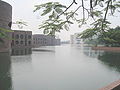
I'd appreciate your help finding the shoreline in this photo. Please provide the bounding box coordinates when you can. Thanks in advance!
[99,79,120,90]
[92,46,120,52]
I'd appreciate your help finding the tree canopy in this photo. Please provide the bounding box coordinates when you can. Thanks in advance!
[34,0,120,35]
[98,26,120,46]
[0,20,27,43]
[13,19,28,29]
[80,26,120,46]
[0,27,12,43]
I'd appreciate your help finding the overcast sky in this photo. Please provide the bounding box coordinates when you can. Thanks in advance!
[2,0,120,41]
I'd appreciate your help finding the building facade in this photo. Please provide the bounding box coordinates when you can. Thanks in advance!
[70,35,74,44]
[70,33,83,44]
[55,39,61,45]
[11,30,32,55]
[0,1,12,52]
[32,34,61,48]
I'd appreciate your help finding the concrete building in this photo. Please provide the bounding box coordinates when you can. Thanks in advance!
[32,34,61,48]
[11,30,32,55]
[55,39,61,45]
[0,1,12,52]
[70,33,83,44]
[70,35,74,44]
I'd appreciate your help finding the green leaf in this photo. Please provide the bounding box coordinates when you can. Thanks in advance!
[91,11,103,17]
[64,24,69,31]
[54,4,67,9]
[98,1,104,7]
[0,27,12,32]
[41,7,52,16]
[55,8,63,14]
[43,29,49,34]
[66,21,73,24]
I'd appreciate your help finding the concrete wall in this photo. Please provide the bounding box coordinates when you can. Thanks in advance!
[0,1,12,29]
[32,34,54,47]
[0,1,12,52]
[55,39,61,45]
[70,33,83,44]
[11,30,32,55]
[11,30,32,48]
[32,34,60,48]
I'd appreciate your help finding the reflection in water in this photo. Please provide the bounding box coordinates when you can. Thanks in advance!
[83,46,120,73]
[83,46,104,58]
[98,52,120,72]
[11,48,32,56]
[8,45,120,90]
[0,53,12,90]
[11,55,32,75]
[11,55,32,90]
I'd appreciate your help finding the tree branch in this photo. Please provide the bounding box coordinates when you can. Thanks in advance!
[101,0,111,31]
[57,0,77,19]
[67,5,82,20]
[82,0,85,23]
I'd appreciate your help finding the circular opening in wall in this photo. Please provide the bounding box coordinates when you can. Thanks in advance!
[8,22,12,28]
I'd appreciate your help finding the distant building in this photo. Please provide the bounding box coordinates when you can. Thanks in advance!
[61,41,70,44]
[70,33,83,44]
[32,34,61,48]
[70,35,74,44]
[11,30,32,55]
[0,1,12,52]
[83,47,104,58]
[55,39,61,45]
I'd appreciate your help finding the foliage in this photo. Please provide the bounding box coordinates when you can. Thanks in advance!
[0,27,12,43]
[98,52,120,72]
[34,0,120,35]
[79,28,98,40]
[98,26,120,46]
[84,38,99,46]
[80,26,120,47]
[13,19,28,29]
[34,2,76,35]
[0,20,27,43]
[79,18,111,40]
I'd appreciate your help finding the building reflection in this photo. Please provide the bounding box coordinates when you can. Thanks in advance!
[0,53,12,90]
[11,55,32,76]
[11,48,32,56]
[98,52,120,72]
[83,46,104,58]
[83,46,120,72]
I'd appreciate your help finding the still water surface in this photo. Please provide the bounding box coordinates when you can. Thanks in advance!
[0,45,120,90]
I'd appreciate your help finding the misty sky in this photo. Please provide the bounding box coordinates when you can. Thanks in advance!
[3,0,120,41]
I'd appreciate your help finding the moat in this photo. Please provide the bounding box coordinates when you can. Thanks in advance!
[0,45,120,90]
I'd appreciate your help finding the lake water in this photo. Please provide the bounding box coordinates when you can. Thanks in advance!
[0,45,120,90]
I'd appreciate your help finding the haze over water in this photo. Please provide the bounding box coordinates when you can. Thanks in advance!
[0,45,120,90]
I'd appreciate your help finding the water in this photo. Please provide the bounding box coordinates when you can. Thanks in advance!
[0,45,120,90]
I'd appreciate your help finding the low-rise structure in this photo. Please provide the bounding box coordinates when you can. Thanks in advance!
[0,1,12,52]
[70,33,83,44]
[55,39,61,45]
[11,30,32,55]
[32,34,61,48]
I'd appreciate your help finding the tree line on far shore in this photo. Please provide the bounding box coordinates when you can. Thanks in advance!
[80,26,120,47]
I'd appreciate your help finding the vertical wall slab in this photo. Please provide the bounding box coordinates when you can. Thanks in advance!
[11,30,32,55]
[0,1,12,52]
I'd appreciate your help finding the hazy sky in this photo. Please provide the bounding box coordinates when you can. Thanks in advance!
[3,0,120,41]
